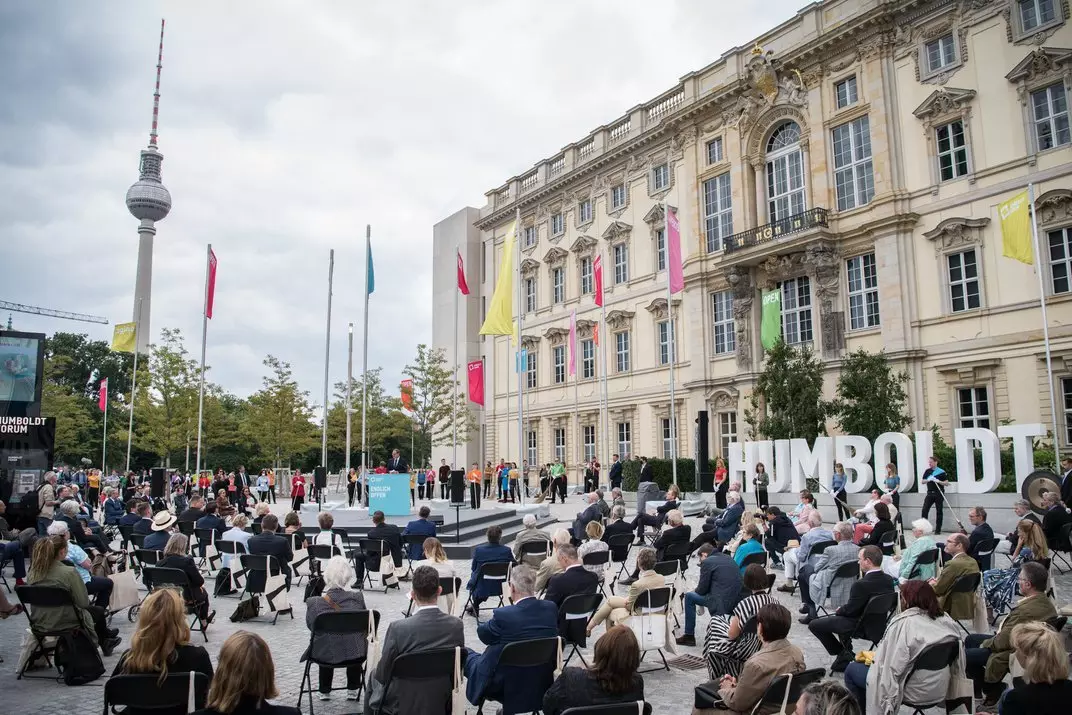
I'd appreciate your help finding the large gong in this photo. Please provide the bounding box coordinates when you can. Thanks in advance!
[1020,469,1062,514]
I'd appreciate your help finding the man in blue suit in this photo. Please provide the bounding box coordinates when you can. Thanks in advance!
[466,525,513,615]
[403,505,437,561]
[464,564,558,707]
[691,490,745,551]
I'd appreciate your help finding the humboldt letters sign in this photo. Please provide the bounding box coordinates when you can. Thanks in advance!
[727,424,1047,495]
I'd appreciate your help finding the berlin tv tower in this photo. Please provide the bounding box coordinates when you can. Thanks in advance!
[125,19,172,354]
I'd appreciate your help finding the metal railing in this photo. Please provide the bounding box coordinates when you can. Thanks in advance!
[724,208,829,253]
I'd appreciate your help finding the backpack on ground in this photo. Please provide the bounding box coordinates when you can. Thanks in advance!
[214,567,236,597]
[229,596,260,623]
[304,574,325,600]
[54,630,105,685]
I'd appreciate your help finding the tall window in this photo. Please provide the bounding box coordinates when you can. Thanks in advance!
[1063,377,1072,444]
[1032,84,1070,151]
[661,418,673,459]
[613,244,629,284]
[936,120,969,181]
[526,351,537,389]
[958,387,991,429]
[703,173,733,253]
[578,199,593,223]
[706,137,724,164]
[581,339,595,380]
[652,163,670,190]
[611,183,627,209]
[553,345,566,384]
[551,212,565,236]
[655,228,667,271]
[832,116,874,211]
[524,277,537,313]
[925,34,957,74]
[657,320,675,365]
[947,249,981,312]
[554,428,566,462]
[711,290,735,354]
[835,75,858,109]
[615,331,631,372]
[1020,0,1055,31]
[766,121,806,222]
[780,277,813,344]
[718,411,737,460]
[617,422,632,458]
[580,257,594,295]
[846,253,880,330]
[551,267,565,304]
[583,426,596,461]
[1049,227,1072,294]
[527,430,538,467]
[523,225,537,248]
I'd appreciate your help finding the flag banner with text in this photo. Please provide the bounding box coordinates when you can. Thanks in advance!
[479,219,517,337]
[467,360,484,406]
[206,248,218,318]
[999,190,1033,265]
[110,323,137,353]
[667,205,684,295]
[457,250,470,296]
[400,379,413,411]
[98,378,108,412]
[760,289,781,351]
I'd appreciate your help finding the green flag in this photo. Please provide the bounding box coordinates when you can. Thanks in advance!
[760,289,781,351]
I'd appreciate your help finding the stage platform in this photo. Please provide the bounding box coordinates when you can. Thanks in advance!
[298,502,559,558]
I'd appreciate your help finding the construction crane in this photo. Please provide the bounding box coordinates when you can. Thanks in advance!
[1,301,110,329]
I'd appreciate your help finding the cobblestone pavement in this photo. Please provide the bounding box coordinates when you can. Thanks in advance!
[3,492,1070,714]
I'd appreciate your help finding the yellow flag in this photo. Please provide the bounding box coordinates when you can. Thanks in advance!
[999,190,1033,265]
[479,219,518,337]
[110,322,137,353]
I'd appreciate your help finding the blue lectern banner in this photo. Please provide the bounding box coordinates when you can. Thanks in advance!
[367,473,411,517]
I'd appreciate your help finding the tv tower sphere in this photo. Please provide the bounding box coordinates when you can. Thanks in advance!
[125,147,172,221]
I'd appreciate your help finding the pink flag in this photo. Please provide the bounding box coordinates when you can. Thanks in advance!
[593,254,604,307]
[467,360,485,406]
[206,248,218,319]
[456,250,470,296]
[667,205,684,294]
[98,378,108,412]
[568,311,577,376]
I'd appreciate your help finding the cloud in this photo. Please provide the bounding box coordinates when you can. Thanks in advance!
[4,0,804,403]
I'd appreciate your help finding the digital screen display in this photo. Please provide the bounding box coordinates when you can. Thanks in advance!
[0,336,40,402]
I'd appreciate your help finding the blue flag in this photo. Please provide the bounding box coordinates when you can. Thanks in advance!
[366,235,375,295]
[515,348,527,373]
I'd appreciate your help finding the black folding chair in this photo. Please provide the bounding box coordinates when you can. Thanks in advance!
[817,562,860,616]
[374,647,465,715]
[117,524,135,565]
[850,591,899,648]
[298,609,380,714]
[287,531,311,586]
[176,520,196,551]
[14,584,86,681]
[663,541,691,571]
[519,539,551,567]
[764,572,777,594]
[740,550,769,571]
[403,534,428,570]
[463,561,511,621]
[559,592,604,667]
[631,587,673,673]
[561,704,652,715]
[879,530,898,557]
[582,550,612,598]
[908,548,940,579]
[307,543,341,575]
[694,666,825,713]
[971,537,999,571]
[104,672,210,714]
[215,540,249,583]
[143,566,211,641]
[475,636,561,715]
[193,527,217,569]
[358,538,395,591]
[948,572,981,636]
[607,533,633,585]
[902,639,962,714]
[1048,615,1068,633]
[238,554,294,625]
[1054,523,1072,573]
[0,551,11,593]
[403,576,462,616]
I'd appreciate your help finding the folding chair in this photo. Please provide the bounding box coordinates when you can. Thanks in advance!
[582,550,611,598]
[519,539,552,568]
[607,533,633,585]
[948,572,981,636]
[143,566,211,641]
[475,636,561,715]
[358,538,393,591]
[374,647,465,715]
[215,540,249,579]
[849,591,899,648]
[908,548,940,580]
[740,550,769,571]
[764,572,777,594]
[627,586,673,673]
[971,537,1000,571]
[238,554,294,625]
[781,540,836,595]
[901,640,962,714]
[193,527,217,571]
[289,532,311,586]
[559,592,604,667]
[104,672,210,713]
[662,541,691,572]
[403,534,428,571]
[1054,523,1072,573]
[817,562,860,616]
[0,551,12,593]
[694,667,826,714]
[298,609,380,714]
[13,584,86,681]
[561,704,651,715]
[652,559,684,627]
[176,520,196,552]
[307,543,341,576]
[463,560,511,622]
[879,530,897,557]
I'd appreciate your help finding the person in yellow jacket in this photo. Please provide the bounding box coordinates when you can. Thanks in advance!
[467,462,483,510]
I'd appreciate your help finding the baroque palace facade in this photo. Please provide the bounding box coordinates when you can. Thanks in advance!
[431,0,1072,473]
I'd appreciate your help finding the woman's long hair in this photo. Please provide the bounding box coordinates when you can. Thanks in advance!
[423,537,448,563]
[1013,621,1069,683]
[28,536,64,584]
[590,626,640,695]
[122,589,190,682]
[1018,520,1049,559]
[205,631,278,713]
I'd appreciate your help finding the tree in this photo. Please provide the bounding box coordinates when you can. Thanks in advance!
[834,349,911,442]
[403,344,478,464]
[44,332,133,399]
[324,372,411,470]
[134,329,200,467]
[40,354,97,465]
[754,339,834,442]
[245,355,318,469]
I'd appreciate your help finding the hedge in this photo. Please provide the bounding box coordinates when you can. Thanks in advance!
[622,457,696,492]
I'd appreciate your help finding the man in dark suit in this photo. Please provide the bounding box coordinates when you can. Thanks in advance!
[602,506,634,543]
[763,506,798,563]
[620,509,691,585]
[366,566,465,715]
[961,506,995,569]
[1060,457,1072,506]
[808,545,895,671]
[608,454,623,490]
[403,505,437,561]
[353,510,405,585]
[194,500,227,540]
[629,485,680,543]
[1041,491,1072,551]
[691,491,745,551]
[676,542,742,645]
[464,564,558,707]
[638,457,653,484]
[466,525,514,614]
[543,544,598,607]
[177,495,206,524]
[387,449,409,475]
[117,499,142,527]
[246,514,293,591]
[131,502,154,535]
[571,492,603,543]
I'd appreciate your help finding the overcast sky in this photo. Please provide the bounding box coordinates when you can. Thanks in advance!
[3,0,805,404]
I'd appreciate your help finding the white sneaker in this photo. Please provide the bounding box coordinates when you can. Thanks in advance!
[317,693,331,701]
[346,690,360,701]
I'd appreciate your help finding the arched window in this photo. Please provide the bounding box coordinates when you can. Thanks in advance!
[765,120,806,222]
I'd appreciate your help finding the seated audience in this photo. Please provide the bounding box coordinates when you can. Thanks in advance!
[466,524,514,613]
[793,680,861,715]
[177,495,206,524]
[283,511,306,548]
[542,625,644,715]
[144,510,177,551]
[609,488,626,510]
[732,524,766,574]
[792,490,818,535]
[808,545,896,672]
[799,521,859,623]
[856,502,895,548]
[512,514,553,566]
[403,506,436,560]
[572,492,603,543]
[692,491,745,552]
[133,501,154,535]
[419,537,455,577]
[883,518,937,581]
[587,547,661,634]
[251,501,270,526]
[354,510,405,584]
[577,520,609,575]
[191,631,299,715]
[779,511,831,591]
[58,499,110,553]
[961,505,995,565]
[842,580,963,714]
[594,489,611,519]
[762,507,798,563]
[602,505,635,544]
[676,542,742,646]
[366,566,465,715]
[246,514,293,591]
[930,533,979,622]
[997,500,1041,554]
[544,543,599,607]
[964,561,1057,708]
[195,501,227,546]
[28,535,120,655]
[464,565,558,706]
[113,588,214,715]
[119,499,142,527]
[1040,491,1072,551]
[703,564,774,678]
[620,509,690,585]
[220,514,253,568]
[537,528,572,592]
[983,519,1047,616]
[103,488,126,525]
[310,512,341,550]
[47,520,113,608]
[629,485,680,543]
[990,621,1072,713]
[303,556,367,702]
[0,500,30,586]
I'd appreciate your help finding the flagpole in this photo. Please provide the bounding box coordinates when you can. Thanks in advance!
[453,260,459,470]
[125,305,140,474]
[321,250,334,482]
[1029,183,1063,464]
[514,208,524,502]
[346,322,353,476]
[195,244,211,475]
[361,225,371,507]
[599,253,610,467]
[665,201,678,484]
[102,387,108,474]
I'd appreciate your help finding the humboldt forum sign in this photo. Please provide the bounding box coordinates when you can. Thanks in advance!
[726,425,1050,495]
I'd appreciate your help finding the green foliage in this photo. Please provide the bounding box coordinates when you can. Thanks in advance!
[622,457,696,492]
[834,349,911,442]
[245,355,318,469]
[133,328,200,467]
[324,371,413,471]
[754,339,833,442]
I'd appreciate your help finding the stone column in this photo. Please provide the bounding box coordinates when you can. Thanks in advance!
[727,266,755,371]
[752,160,767,226]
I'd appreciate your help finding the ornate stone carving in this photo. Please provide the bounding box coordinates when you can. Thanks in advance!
[912,87,977,120]
[642,204,666,227]
[520,258,541,277]
[645,297,679,320]
[744,104,810,159]
[626,153,651,179]
[605,309,635,330]
[730,44,809,135]
[803,242,843,356]
[543,246,568,267]
[534,204,550,221]
[576,319,597,338]
[1037,189,1072,225]
[672,125,699,152]
[569,235,598,254]
[709,387,740,410]
[726,267,754,369]
[544,327,569,344]
[1003,0,1070,44]
[759,253,803,288]
[922,217,990,253]
[602,221,632,243]
[1007,47,1072,107]
[520,334,541,349]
